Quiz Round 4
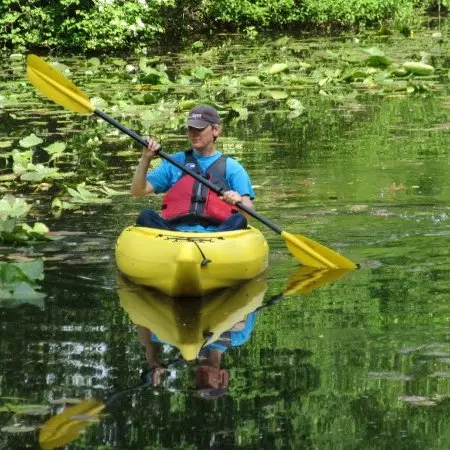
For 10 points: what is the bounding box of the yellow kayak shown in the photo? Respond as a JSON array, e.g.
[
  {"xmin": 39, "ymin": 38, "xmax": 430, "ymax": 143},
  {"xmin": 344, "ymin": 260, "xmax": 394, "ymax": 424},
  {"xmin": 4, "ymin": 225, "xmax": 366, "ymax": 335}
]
[
  {"xmin": 115, "ymin": 225, "xmax": 269, "ymax": 297},
  {"xmin": 117, "ymin": 273, "xmax": 268, "ymax": 360}
]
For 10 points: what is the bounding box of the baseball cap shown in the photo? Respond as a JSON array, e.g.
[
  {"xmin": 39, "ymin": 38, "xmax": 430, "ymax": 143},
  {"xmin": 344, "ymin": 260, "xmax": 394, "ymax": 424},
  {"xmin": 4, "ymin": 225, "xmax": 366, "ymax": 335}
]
[{"xmin": 186, "ymin": 105, "xmax": 221, "ymax": 129}]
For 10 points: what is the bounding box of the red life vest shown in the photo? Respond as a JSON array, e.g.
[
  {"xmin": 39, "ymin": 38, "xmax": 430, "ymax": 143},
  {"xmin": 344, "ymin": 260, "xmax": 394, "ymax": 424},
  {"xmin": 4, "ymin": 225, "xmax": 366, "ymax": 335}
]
[{"xmin": 161, "ymin": 150, "xmax": 239, "ymax": 226}]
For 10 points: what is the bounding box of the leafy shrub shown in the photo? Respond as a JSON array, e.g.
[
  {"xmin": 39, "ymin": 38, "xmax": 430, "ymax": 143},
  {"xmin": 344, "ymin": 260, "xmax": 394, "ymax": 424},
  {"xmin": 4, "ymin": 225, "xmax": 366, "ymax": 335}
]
[
  {"xmin": 0, "ymin": 0, "xmax": 170, "ymax": 51},
  {"xmin": 0, "ymin": 1, "xmax": 445, "ymax": 51}
]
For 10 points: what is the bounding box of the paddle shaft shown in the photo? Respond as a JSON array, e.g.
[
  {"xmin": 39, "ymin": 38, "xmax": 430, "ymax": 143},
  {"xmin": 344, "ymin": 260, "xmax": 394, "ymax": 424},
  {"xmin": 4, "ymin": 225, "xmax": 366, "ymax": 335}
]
[{"xmin": 94, "ymin": 109, "xmax": 283, "ymax": 234}]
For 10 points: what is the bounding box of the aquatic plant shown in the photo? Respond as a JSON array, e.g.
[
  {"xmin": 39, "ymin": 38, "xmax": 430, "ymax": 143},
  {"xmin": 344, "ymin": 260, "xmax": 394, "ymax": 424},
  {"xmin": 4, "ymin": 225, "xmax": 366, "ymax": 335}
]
[
  {"xmin": 0, "ymin": 259, "xmax": 46, "ymax": 308},
  {"xmin": 0, "ymin": 195, "xmax": 49, "ymax": 244}
]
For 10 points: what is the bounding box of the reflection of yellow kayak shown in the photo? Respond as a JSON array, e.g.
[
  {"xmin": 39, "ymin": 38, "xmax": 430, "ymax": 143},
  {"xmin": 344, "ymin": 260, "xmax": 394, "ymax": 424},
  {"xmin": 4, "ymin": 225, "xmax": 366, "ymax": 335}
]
[
  {"xmin": 117, "ymin": 273, "xmax": 268, "ymax": 360},
  {"xmin": 115, "ymin": 226, "xmax": 269, "ymax": 297}
]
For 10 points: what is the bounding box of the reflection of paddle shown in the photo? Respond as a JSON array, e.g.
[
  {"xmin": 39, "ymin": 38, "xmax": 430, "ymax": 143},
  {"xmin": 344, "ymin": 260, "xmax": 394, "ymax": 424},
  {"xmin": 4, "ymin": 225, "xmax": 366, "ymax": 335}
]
[
  {"xmin": 259, "ymin": 265, "xmax": 351, "ymax": 309},
  {"xmin": 39, "ymin": 364, "xmax": 178, "ymax": 450},
  {"xmin": 26, "ymin": 54, "xmax": 357, "ymax": 270},
  {"xmin": 39, "ymin": 399, "xmax": 104, "ymax": 450}
]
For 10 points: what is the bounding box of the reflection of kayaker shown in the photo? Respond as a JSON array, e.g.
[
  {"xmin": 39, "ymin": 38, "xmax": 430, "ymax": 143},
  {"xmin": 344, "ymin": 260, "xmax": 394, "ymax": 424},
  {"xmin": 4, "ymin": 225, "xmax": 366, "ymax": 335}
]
[
  {"xmin": 118, "ymin": 273, "xmax": 268, "ymax": 399},
  {"xmin": 120, "ymin": 265, "xmax": 352, "ymax": 399},
  {"xmin": 137, "ymin": 311, "xmax": 257, "ymax": 399}
]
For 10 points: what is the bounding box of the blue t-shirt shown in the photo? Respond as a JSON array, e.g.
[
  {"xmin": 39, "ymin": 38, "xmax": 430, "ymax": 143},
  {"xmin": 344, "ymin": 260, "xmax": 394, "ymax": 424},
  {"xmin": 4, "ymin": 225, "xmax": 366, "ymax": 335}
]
[
  {"xmin": 150, "ymin": 312, "xmax": 257, "ymax": 355},
  {"xmin": 146, "ymin": 150, "xmax": 255, "ymax": 232}
]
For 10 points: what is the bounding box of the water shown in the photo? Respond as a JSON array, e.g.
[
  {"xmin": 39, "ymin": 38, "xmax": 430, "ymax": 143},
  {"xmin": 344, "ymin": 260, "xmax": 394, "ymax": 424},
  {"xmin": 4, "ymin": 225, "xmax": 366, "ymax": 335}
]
[{"xmin": 1, "ymin": 29, "xmax": 450, "ymax": 449}]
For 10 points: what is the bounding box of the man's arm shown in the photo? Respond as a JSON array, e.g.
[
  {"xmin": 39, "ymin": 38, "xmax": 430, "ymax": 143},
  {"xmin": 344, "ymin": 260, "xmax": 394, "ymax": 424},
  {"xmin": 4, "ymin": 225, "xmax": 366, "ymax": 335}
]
[
  {"xmin": 130, "ymin": 139, "xmax": 160, "ymax": 196},
  {"xmin": 136, "ymin": 326, "xmax": 163, "ymax": 368}
]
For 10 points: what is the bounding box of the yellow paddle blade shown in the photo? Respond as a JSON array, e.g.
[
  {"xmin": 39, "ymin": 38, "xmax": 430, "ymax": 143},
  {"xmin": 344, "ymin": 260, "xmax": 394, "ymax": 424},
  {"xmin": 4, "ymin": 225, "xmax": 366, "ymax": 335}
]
[
  {"xmin": 27, "ymin": 54, "xmax": 94, "ymax": 114},
  {"xmin": 283, "ymin": 266, "xmax": 351, "ymax": 296},
  {"xmin": 281, "ymin": 231, "xmax": 357, "ymax": 269},
  {"xmin": 39, "ymin": 399, "xmax": 104, "ymax": 450}
]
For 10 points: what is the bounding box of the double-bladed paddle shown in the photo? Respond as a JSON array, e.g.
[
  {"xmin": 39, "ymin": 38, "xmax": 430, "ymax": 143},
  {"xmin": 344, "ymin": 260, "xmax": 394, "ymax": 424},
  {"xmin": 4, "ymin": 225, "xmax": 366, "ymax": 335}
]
[{"xmin": 26, "ymin": 54, "xmax": 357, "ymax": 269}]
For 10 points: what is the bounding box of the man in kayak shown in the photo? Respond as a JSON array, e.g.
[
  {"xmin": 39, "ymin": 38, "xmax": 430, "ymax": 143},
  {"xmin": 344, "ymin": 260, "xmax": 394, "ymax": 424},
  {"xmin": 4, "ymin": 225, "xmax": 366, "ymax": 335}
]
[{"xmin": 131, "ymin": 104, "xmax": 254, "ymax": 232}]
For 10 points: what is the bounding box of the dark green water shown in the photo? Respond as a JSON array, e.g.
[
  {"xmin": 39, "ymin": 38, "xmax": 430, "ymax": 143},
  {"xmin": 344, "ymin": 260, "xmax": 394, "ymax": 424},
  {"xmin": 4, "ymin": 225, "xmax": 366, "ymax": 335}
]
[{"xmin": 1, "ymin": 29, "xmax": 449, "ymax": 449}]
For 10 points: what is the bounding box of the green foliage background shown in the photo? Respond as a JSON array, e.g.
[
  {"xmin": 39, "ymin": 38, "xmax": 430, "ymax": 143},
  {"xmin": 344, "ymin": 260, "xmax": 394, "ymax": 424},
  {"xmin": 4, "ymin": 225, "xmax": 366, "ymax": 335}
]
[{"xmin": 0, "ymin": 0, "xmax": 448, "ymax": 52}]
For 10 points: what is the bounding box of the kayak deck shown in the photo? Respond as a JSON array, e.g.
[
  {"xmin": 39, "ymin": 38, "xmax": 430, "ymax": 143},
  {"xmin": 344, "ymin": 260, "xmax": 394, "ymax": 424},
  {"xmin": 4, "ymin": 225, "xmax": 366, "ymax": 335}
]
[{"xmin": 115, "ymin": 226, "xmax": 269, "ymax": 297}]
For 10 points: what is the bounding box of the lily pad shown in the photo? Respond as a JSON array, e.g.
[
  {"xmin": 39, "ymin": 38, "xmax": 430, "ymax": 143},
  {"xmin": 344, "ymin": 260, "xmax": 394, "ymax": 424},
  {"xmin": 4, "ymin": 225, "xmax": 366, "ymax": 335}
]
[
  {"xmin": 9, "ymin": 53, "xmax": 24, "ymax": 60},
  {"xmin": 1, "ymin": 424, "xmax": 37, "ymax": 433},
  {"xmin": 20, "ymin": 165, "xmax": 61, "ymax": 182},
  {"xmin": 241, "ymin": 76, "xmax": 262, "ymax": 87},
  {"xmin": 403, "ymin": 62, "xmax": 435, "ymax": 76},
  {"xmin": 192, "ymin": 66, "xmax": 214, "ymax": 80},
  {"xmin": 43, "ymin": 142, "xmax": 67, "ymax": 161},
  {"xmin": 91, "ymin": 97, "xmax": 109, "ymax": 110},
  {"xmin": 191, "ymin": 40, "xmax": 204, "ymax": 50},
  {"xmin": 266, "ymin": 90, "xmax": 288, "ymax": 100},
  {"xmin": 51, "ymin": 61, "xmax": 72, "ymax": 75},
  {"xmin": 0, "ymin": 195, "xmax": 30, "ymax": 220},
  {"xmin": 365, "ymin": 47, "xmax": 391, "ymax": 68},
  {"xmin": 0, "ymin": 140, "xmax": 13, "ymax": 148},
  {"xmin": 178, "ymin": 100, "xmax": 197, "ymax": 111},
  {"xmin": 87, "ymin": 57, "xmax": 101, "ymax": 68},
  {"xmin": 269, "ymin": 63, "xmax": 289, "ymax": 74},
  {"xmin": 19, "ymin": 133, "xmax": 43, "ymax": 148}
]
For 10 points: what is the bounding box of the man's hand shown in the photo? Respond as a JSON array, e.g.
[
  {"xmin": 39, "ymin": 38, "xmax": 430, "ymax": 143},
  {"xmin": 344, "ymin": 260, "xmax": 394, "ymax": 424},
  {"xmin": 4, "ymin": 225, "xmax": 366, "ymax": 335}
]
[
  {"xmin": 142, "ymin": 137, "xmax": 161, "ymax": 160},
  {"xmin": 220, "ymin": 190, "xmax": 243, "ymax": 205}
]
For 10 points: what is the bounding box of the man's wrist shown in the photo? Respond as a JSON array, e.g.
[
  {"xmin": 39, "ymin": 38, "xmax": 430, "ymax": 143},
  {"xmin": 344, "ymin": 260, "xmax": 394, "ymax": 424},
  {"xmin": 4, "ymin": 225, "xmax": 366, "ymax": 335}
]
[{"xmin": 141, "ymin": 153, "xmax": 153, "ymax": 162}]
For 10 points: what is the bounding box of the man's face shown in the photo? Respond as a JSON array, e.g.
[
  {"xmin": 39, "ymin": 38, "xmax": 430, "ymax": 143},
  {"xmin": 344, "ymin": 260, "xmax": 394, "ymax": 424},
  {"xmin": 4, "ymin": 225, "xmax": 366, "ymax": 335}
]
[{"xmin": 188, "ymin": 125, "xmax": 220, "ymax": 150}]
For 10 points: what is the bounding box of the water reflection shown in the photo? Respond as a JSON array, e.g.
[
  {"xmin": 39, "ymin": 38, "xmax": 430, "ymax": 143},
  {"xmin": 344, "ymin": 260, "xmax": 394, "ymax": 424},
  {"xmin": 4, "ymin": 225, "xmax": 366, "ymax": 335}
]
[
  {"xmin": 119, "ymin": 272, "xmax": 268, "ymax": 398},
  {"xmin": 32, "ymin": 266, "xmax": 351, "ymax": 449},
  {"xmin": 118, "ymin": 267, "xmax": 351, "ymax": 398}
]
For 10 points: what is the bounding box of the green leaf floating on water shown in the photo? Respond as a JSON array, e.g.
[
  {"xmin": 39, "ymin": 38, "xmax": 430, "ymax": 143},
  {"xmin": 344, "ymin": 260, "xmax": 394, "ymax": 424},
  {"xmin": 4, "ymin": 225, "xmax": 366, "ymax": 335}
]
[
  {"xmin": 0, "ymin": 195, "xmax": 30, "ymax": 220},
  {"xmin": 0, "ymin": 260, "xmax": 45, "ymax": 308},
  {"xmin": 20, "ymin": 165, "xmax": 61, "ymax": 182},
  {"xmin": 0, "ymin": 195, "xmax": 51, "ymax": 244},
  {"xmin": 364, "ymin": 47, "xmax": 391, "ymax": 68},
  {"xmin": 50, "ymin": 61, "xmax": 72, "ymax": 76},
  {"xmin": 191, "ymin": 40, "xmax": 204, "ymax": 50},
  {"xmin": 91, "ymin": 97, "xmax": 108, "ymax": 110},
  {"xmin": 66, "ymin": 186, "xmax": 112, "ymax": 204},
  {"xmin": 9, "ymin": 53, "xmax": 24, "ymax": 61},
  {"xmin": 87, "ymin": 57, "xmax": 101, "ymax": 68},
  {"xmin": 43, "ymin": 141, "xmax": 67, "ymax": 161},
  {"xmin": 269, "ymin": 63, "xmax": 289, "ymax": 74},
  {"xmin": 140, "ymin": 68, "xmax": 171, "ymax": 85},
  {"xmin": 0, "ymin": 140, "xmax": 13, "ymax": 148},
  {"xmin": 1, "ymin": 425, "xmax": 38, "ymax": 433},
  {"xmin": 266, "ymin": 90, "xmax": 288, "ymax": 100},
  {"xmin": 21, "ymin": 222, "xmax": 50, "ymax": 235},
  {"xmin": 192, "ymin": 66, "xmax": 214, "ymax": 80},
  {"xmin": 403, "ymin": 61, "xmax": 435, "ymax": 76},
  {"xmin": 178, "ymin": 100, "xmax": 198, "ymax": 111},
  {"xmin": 19, "ymin": 133, "xmax": 43, "ymax": 148},
  {"xmin": 0, "ymin": 260, "xmax": 42, "ymax": 285},
  {"xmin": 229, "ymin": 103, "xmax": 249, "ymax": 120},
  {"xmin": 241, "ymin": 76, "xmax": 262, "ymax": 87}
]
